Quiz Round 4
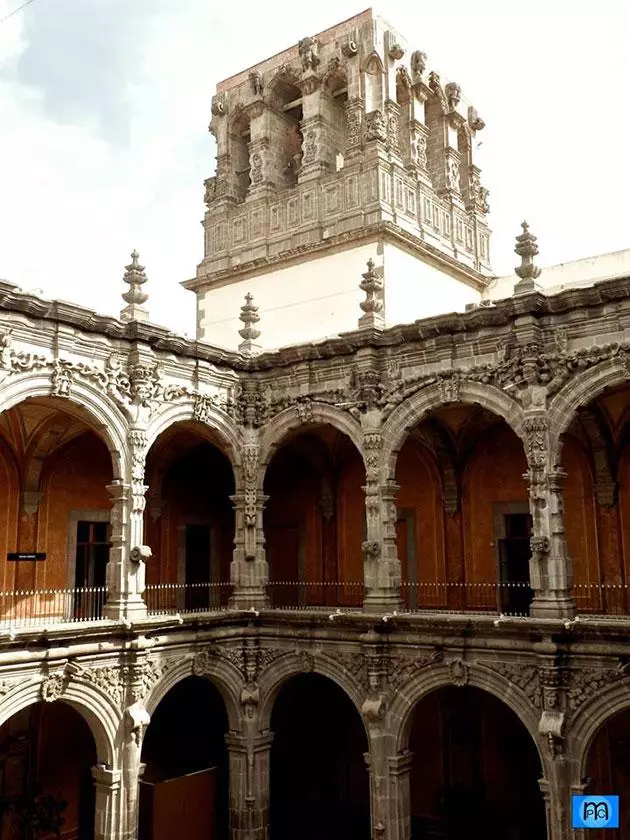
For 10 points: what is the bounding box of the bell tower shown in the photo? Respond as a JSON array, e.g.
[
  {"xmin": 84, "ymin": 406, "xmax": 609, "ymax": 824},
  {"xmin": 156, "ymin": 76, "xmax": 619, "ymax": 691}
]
[{"xmin": 184, "ymin": 8, "xmax": 492, "ymax": 350}]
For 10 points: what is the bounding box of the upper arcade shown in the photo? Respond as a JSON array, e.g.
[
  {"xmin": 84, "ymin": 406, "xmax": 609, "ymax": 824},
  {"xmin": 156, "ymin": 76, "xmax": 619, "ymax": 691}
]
[{"xmin": 184, "ymin": 9, "xmax": 492, "ymax": 351}]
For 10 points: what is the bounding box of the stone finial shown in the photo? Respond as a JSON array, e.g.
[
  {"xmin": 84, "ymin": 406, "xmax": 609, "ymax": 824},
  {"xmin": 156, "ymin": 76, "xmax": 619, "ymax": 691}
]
[
  {"xmin": 358, "ymin": 259, "xmax": 385, "ymax": 330},
  {"xmin": 120, "ymin": 250, "xmax": 149, "ymax": 323},
  {"xmin": 238, "ymin": 293, "xmax": 262, "ymax": 355},
  {"xmin": 513, "ymin": 221, "xmax": 542, "ymax": 295}
]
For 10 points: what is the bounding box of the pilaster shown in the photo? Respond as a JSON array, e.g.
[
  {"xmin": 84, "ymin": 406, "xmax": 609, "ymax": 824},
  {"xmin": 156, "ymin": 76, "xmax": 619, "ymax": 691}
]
[
  {"xmin": 92, "ymin": 764, "xmax": 123, "ymax": 840},
  {"xmin": 225, "ymin": 731, "xmax": 273, "ymax": 840},
  {"xmin": 387, "ymin": 751, "xmax": 413, "ymax": 840}
]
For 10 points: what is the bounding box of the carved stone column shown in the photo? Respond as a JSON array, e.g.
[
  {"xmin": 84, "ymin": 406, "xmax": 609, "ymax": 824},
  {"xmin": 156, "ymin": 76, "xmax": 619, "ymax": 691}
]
[
  {"xmin": 345, "ymin": 98, "xmax": 364, "ymax": 160},
  {"xmin": 388, "ymin": 751, "xmax": 413, "ymax": 840},
  {"xmin": 104, "ymin": 482, "xmax": 149, "ymax": 621},
  {"xmin": 121, "ymin": 700, "xmax": 151, "ymax": 840},
  {"xmin": 363, "ymin": 475, "xmax": 402, "ymax": 611},
  {"xmin": 104, "ymin": 427, "xmax": 150, "ymax": 620},
  {"xmin": 92, "ymin": 765, "xmax": 123, "ymax": 840},
  {"xmin": 384, "ymin": 99, "xmax": 402, "ymax": 162},
  {"xmin": 226, "ymin": 731, "xmax": 273, "ymax": 840},
  {"xmin": 524, "ymin": 415, "xmax": 574, "ymax": 618},
  {"xmin": 298, "ymin": 110, "xmax": 328, "ymax": 183},
  {"xmin": 230, "ymin": 432, "xmax": 269, "ymax": 609},
  {"xmin": 539, "ymin": 765, "xmax": 572, "ymax": 840}
]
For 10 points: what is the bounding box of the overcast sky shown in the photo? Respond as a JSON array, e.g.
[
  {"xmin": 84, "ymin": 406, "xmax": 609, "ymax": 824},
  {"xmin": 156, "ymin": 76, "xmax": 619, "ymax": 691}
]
[{"xmin": 0, "ymin": 0, "xmax": 628, "ymax": 337}]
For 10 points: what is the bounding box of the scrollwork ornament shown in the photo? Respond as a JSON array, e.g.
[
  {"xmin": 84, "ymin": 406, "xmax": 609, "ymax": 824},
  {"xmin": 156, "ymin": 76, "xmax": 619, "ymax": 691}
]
[{"xmin": 449, "ymin": 659, "xmax": 469, "ymax": 687}]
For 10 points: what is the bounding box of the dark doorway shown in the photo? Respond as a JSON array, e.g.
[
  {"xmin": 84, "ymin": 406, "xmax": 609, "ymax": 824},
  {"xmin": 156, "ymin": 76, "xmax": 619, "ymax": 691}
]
[
  {"xmin": 185, "ymin": 524, "xmax": 212, "ymax": 611},
  {"xmin": 585, "ymin": 707, "xmax": 630, "ymax": 839},
  {"xmin": 499, "ymin": 513, "xmax": 533, "ymax": 615},
  {"xmin": 140, "ymin": 676, "xmax": 229, "ymax": 840},
  {"xmin": 74, "ymin": 520, "xmax": 108, "ymax": 618},
  {"xmin": 0, "ymin": 701, "xmax": 97, "ymax": 840},
  {"xmin": 270, "ymin": 674, "xmax": 370, "ymax": 840},
  {"xmin": 409, "ymin": 686, "xmax": 546, "ymax": 840}
]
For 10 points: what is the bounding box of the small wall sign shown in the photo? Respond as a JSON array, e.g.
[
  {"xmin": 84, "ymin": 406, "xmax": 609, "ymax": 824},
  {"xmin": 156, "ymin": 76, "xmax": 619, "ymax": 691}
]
[{"xmin": 7, "ymin": 553, "xmax": 46, "ymax": 561}]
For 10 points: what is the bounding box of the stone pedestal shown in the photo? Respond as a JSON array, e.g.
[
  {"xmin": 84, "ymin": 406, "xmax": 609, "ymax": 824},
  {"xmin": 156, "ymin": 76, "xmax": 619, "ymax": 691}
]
[{"xmin": 388, "ymin": 751, "xmax": 413, "ymax": 840}]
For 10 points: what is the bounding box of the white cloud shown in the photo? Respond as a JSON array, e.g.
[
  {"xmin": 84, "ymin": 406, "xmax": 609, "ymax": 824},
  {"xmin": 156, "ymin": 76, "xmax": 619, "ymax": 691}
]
[{"xmin": 0, "ymin": 0, "xmax": 628, "ymax": 339}]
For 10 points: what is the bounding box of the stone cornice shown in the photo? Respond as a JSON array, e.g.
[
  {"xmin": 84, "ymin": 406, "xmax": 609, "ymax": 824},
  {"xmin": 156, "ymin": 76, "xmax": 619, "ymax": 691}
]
[
  {"xmin": 1, "ymin": 275, "xmax": 630, "ymax": 376},
  {"xmin": 184, "ymin": 220, "xmax": 491, "ymax": 294}
]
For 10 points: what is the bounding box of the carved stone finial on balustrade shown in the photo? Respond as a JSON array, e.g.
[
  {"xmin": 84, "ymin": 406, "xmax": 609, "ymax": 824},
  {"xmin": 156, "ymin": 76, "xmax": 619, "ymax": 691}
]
[
  {"xmin": 358, "ymin": 259, "xmax": 385, "ymax": 331},
  {"xmin": 238, "ymin": 292, "xmax": 262, "ymax": 356},
  {"xmin": 514, "ymin": 221, "xmax": 543, "ymax": 295},
  {"xmin": 120, "ymin": 250, "xmax": 149, "ymax": 323}
]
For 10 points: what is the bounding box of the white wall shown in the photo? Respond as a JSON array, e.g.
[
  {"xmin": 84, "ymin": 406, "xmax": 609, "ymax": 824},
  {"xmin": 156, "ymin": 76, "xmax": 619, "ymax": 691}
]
[
  {"xmin": 197, "ymin": 242, "xmax": 486, "ymax": 352},
  {"xmin": 383, "ymin": 243, "xmax": 481, "ymax": 327},
  {"xmin": 487, "ymin": 248, "xmax": 630, "ymax": 302},
  {"xmin": 197, "ymin": 243, "xmax": 376, "ymax": 351}
]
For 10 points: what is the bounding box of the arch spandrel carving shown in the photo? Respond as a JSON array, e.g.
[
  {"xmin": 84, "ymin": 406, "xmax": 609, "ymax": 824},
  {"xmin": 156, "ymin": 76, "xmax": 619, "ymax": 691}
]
[
  {"xmin": 380, "ymin": 381, "xmax": 525, "ymax": 483},
  {"xmin": 547, "ymin": 354, "xmax": 630, "ymax": 465},
  {"xmin": 0, "ymin": 675, "xmax": 120, "ymax": 769},
  {"xmin": 143, "ymin": 653, "xmax": 243, "ymax": 733},
  {"xmin": 256, "ymin": 650, "xmax": 368, "ymax": 734},
  {"xmin": 0, "ymin": 375, "xmax": 128, "ymax": 481},
  {"xmin": 388, "ymin": 661, "xmax": 546, "ymax": 769},
  {"xmin": 145, "ymin": 399, "xmax": 242, "ymax": 483},
  {"xmin": 258, "ymin": 402, "xmax": 365, "ymax": 488}
]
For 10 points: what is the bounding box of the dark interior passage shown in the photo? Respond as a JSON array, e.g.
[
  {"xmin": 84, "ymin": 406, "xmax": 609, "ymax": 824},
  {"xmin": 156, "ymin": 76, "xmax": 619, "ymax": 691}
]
[
  {"xmin": 141, "ymin": 676, "xmax": 229, "ymax": 840},
  {"xmin": 0, "ymin": 701, "xmax": 97, "ymax": 840},
  {"xmin": 270, "ymin": 673, "xmax": 370, "ymax": 840},
  {"xmin": 409, "ymin": 686, "xmax": 546, "ymax": 840}
]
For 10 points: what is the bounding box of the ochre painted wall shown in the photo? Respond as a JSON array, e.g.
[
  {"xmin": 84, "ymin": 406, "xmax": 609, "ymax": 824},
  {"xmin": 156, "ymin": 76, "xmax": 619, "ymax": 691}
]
[
  {"xmin": 462, "ymin": 427, "xmax": 528, "ymax": 591},
  {"xmin": 0, "ymin": 439, "xmax": 20, "ymax": 591},
  {"xmin": 395, "ymin": 438, "xmax": 446, "ymax": 607},
  {"xmin": 562, "ymin": 436, "xmax": 601, "ymax": 612},
  {"xmin": 38, "ymin": 433, "xmax": 113, "ymax": 590},
  {"xmin": 336, "ymin": 452, "xmax": 365, "ymax": 585}
]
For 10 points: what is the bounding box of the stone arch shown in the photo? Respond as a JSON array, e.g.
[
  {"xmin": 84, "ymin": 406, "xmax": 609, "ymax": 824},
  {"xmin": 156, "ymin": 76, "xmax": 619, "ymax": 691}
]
[
  {"xmin": 0, "ymin": 374, "xmax": 127, "ymax": 480},
  {"xmin": 362, "ymin": 51, "xmax": 384, "ymax": 113},
  {"xmin": 547, "ymin": 356, "xmax": 629, "ymax": 465},
  {"xmin": 568, "ymin": 677, "xmax": 630, "ymax": 781},
  {"xmin": 257, "ymin": 652, "xmax": 367, "ymax": 733},
  {"xmin": 146, "ymin": 400, "xmax": 242, "ymax": 485},
  {"xmin": 0, "ymin": 676, "xmax": 119, "ymax": 769},
  {"xmin": 144, "ymin": 656, "xmax": 243, "ymax": 733},
  {"xmin": 389, "ymin": 662, "xmax": 546, "ymax": 770},
  {"xmin": 258, "ymin": 402, "xmax": 364, "ymax": 490},
  {"xmin": 381, "ymin": 381, "xmax": 525, "ymax": 482}
]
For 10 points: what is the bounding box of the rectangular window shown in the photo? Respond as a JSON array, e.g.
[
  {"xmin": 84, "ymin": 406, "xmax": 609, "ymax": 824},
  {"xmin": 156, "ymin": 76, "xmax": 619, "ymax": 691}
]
[
  {"xmin": 74, "ymin": 521, "xmax": 109, "ymax": 618},
  {"xmin": 498, "ymin": 513, "xmax": 533, "ymax": 615}
]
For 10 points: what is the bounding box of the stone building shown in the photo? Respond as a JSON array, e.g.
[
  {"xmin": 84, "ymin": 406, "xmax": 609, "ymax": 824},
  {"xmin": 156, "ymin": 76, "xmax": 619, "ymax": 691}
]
[{"xmin": 0, "ymin": 8, "xmax": 628, "ymax": 840}]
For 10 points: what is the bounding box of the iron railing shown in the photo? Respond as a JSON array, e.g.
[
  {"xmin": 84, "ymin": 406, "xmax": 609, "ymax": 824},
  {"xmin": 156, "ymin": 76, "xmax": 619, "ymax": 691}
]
[
  {"xmin": 267, "ymin": 580, "xmax": 365, "ymax": 610},
  {"xmin": 144, "ymin": 581, "xmax": 232, "ymax": 616},
  {"xmin": 0, "ymin": 586, "xmax": 107, "ymax": 629},
  {"xmin": 0, "ymin": 581, "xmax": 629, "ymax": 628},
  {"xmin": 400, "ymin": 580, "xmax": 534, "ymax": 617}
]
